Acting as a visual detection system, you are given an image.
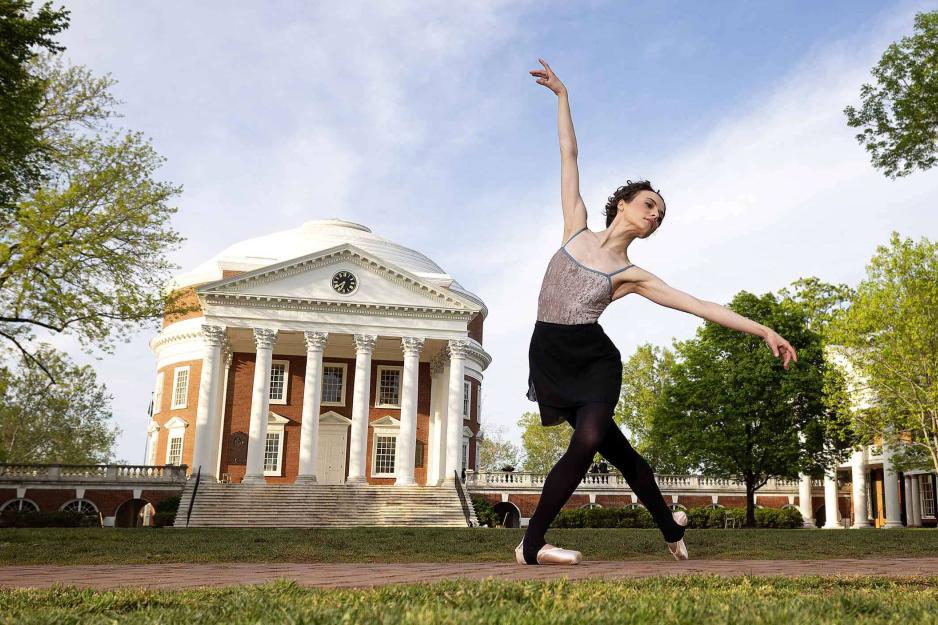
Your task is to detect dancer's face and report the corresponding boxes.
[617,191,665,237]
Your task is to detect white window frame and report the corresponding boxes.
[320,362,348,406]
[171,366,190,410]
[374,365,403,408]
[369,415,401,478]
[262,413,289,476]
[60,499,98,514]
[268,359,290,405]
[461,425,473,475]
[152,371,164,415]
[463,380,470,418]
[164,416,188,466]
[476,384,482,424]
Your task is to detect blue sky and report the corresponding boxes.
[47,0,938,462]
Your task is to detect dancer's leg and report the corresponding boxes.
[521,401,616,564]
[596,423,685,543]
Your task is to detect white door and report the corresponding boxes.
[316,427,348,485]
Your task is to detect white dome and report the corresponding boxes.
[172,218,486,315]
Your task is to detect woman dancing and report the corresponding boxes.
[517,59,798,566]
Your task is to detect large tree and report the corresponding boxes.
[517,410,589,474]
[0,50,191,382]
[843,10,938,178]
[827,232,938,475]
[477,423,522,472]
[649,290,854,527]
[0,343,119,463]
[0,0,70,210]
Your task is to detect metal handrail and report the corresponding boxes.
[453,470,474,527]
[185,466,202,528]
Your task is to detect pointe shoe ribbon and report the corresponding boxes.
[667,510,689,561]
[515,540,582,565]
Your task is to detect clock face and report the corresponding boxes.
[331,270,357,295]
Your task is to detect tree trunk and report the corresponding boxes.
[745,474,756,527]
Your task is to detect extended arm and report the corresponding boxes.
[623,268,798,369]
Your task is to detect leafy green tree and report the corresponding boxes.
[518,410,594,474]
[827,232,938,475]
[649,291,854,527]
[776,277,855,340]
[616,342,693,473]
[0,0,70,210]
[843,10,938,178]
[0,343,119,463]
[477,423,522,471]
[0,51,191,382]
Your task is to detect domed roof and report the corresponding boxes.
[172,218,486,316]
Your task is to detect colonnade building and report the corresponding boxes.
[147,219,491,487]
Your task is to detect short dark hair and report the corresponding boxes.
[603,179,665,228]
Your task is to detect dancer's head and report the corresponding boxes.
[603,180,665,238]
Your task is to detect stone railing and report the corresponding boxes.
[0,464,189,484]
[465,470,829,493]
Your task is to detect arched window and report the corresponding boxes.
[669,503,688,511]
[705,503,724,510]
[580,502,602,510]
[0,498,39,513]
[61,499,98,515]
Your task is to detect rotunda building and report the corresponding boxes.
[147,218,490,487]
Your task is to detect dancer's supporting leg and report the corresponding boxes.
[521,400,616,564]
[596,422,685,543]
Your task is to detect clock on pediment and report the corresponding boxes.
[331,270,358,295]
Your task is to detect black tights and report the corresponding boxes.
[521,400,685,564]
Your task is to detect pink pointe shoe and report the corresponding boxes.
[667,510,690,561]
[515,539,582,565]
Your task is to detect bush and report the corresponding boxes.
[470,495,499,527]
[155,495,181,514]
[150,495,180,527]
[0,510,99,528]
[551,505,804,529]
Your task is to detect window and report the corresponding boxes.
[461,441,468,474]
[0,499,39,513]
[61,499,98,514]
[373,435,396,476]
[477,386,482,423]
[321,363,347,405]
[152,371,164,414]
[922,476,936,518]
[171,366,190,409]
[268,360,289,405]
[463,380,470,417]
[263,431,284,475]
[167,434,183,466]
[375,366,402,407]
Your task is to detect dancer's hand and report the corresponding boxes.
[763,328,798,370]
[530,58,566,96]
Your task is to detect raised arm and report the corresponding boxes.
[531,58,587,241]
[620,267,799,370]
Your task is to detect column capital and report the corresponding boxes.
[304,330,329,352]
[201,324,227,347]
[429,350,447,374]
[353,333,378,353]
[447,338,470,359]
[401,336,425,357]
[223,346,234,369]
[253,327,278,350]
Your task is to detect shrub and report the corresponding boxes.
[550,505,804,529]
[0,510,99,528]
[470,495,499,527]
[151,495,181,527]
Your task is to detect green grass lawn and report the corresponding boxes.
[0,527,936,565]
[1,576,937,625]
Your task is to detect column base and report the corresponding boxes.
[294,475,318,484]
[822,523,842,529]
[241,474,266,485]
[801,520,817,528]
[345,475,367,484]
[851,520,874,528]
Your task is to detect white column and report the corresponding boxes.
[904,474,914,526]
[210,348,233,480]
[145,422,160,465]
[191,324,226,475]
[882,438,903,528]
[297,331,328,484]
[851,448,872,528]
[427,355,445,485]
[798,473,816,528]
[347,333,377,484]
[911,475,923,527]
[396,337,424,485]
[242,327,278,484]
[822,466,841,528]
[443,339,469,485]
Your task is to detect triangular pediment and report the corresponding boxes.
[319,410,352,426]
[195,243,478,313]
[370,415,401,428]
[267,411,290,425]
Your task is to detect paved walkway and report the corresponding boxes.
[2,558,937,590]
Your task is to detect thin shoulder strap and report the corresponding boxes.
[608,263,635,276]
[562,226,589,248]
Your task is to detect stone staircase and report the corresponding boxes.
[174,479,479,528]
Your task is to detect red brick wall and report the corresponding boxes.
[468,312,483,345]
[717,495,747,507]
[596,495,633,508]
[82,489,135,516]
[0,489,17,506]
[678,495,713,508]
[22,489,74,512]
[756,495,790,509]
[153,359,202,472]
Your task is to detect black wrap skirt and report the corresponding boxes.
[525,319,623,427]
